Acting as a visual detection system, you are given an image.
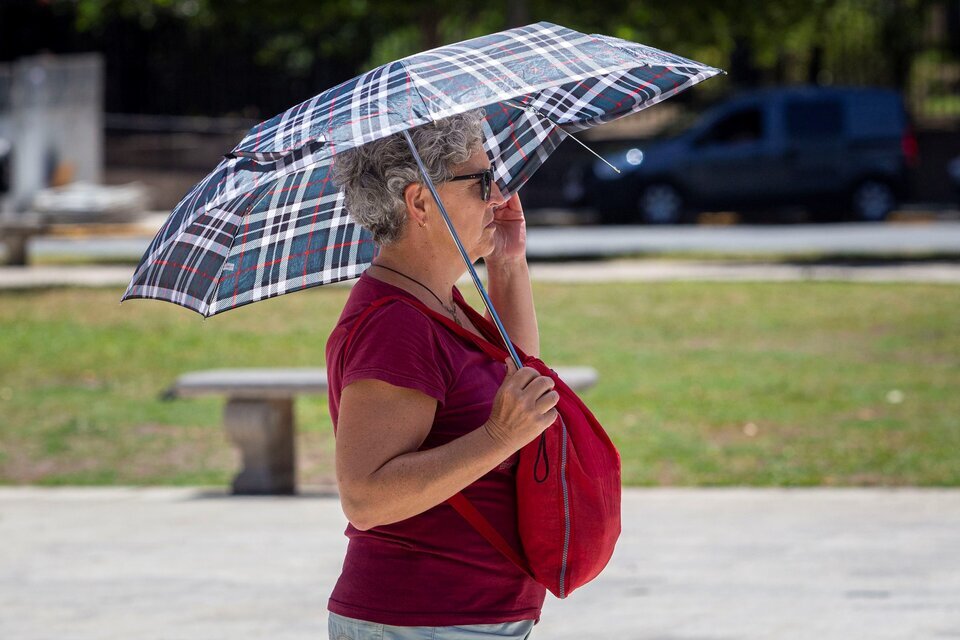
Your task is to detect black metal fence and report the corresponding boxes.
[812,0,960,128]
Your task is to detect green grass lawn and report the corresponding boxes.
[1,281,958,486]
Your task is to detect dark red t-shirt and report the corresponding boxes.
[324,271,545,626]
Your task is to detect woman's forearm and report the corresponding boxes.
[339,419,515,530]
[484,257,540,357]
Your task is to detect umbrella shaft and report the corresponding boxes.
[401,130,523,369]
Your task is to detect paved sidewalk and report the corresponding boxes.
[14,218,960,262]
[2,260,960,290]
[1,487,958,639]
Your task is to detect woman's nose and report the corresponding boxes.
[489,180,507,206]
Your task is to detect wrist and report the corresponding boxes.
[484,255,528,274]
[481,418,518,456]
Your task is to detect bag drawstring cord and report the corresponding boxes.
[534,432,550,482]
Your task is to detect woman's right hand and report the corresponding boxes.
[484,358,560,451]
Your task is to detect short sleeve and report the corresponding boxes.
[341,301,451,406]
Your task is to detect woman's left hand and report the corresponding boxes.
[488,192,527,265]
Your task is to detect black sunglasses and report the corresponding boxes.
[449,168,494,202]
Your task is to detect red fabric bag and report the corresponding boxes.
[349,292,621,599]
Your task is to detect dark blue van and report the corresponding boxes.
[568,86,917,223]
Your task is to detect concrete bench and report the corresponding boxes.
[0,214,48,266]
[165,366,599,495]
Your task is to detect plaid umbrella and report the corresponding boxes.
[122,21,721,320]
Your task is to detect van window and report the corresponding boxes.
[696,107,764,146]
[846,92,905,139]
[785,99,843,139]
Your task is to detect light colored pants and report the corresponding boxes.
[328,612,534,640]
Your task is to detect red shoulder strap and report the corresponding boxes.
[447,493,533,578]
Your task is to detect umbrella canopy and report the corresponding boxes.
[122,21,722,317]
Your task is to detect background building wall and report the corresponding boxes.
[1,54,103,212]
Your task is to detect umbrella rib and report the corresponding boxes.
[504,100,620,174]
[401,58,664,125]
[201,180,276,317]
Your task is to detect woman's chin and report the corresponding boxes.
[479,240,497,260]
[466,246,490,264]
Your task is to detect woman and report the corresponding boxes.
[324,108,559,639]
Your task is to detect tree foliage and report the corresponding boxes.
[66,0,941,82]
[61,0,950,112]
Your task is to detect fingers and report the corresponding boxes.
[494,193,524,220]
[540,407,559,426]
[504,358,558,404]
[525,373,556,398]
[488,359,561,450]
[536,390,560,414]
[504,359,544,386]
[504,192,521,209]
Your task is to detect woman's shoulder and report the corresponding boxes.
[328,277,455,400]
[356,296,436,336]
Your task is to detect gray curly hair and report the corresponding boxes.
[331,109,487,245]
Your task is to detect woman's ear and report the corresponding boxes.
[402,182,429,227]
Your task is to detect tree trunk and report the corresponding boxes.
[507,0,529,28]
[729,36,760,88]
[419,13,440,51]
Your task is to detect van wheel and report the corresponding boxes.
[638,183,684,224]
[851,180,896,222]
